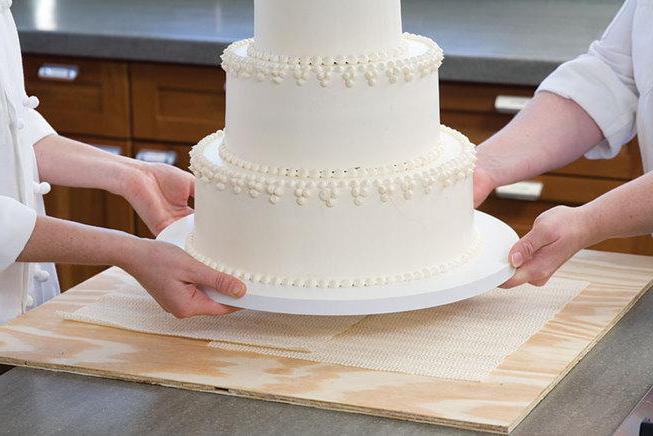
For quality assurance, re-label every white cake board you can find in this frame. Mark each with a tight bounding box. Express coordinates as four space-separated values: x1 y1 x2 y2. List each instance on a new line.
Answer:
157 211 518 316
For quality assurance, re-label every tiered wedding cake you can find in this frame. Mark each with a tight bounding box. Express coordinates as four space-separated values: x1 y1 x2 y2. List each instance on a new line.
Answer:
188 0 479 289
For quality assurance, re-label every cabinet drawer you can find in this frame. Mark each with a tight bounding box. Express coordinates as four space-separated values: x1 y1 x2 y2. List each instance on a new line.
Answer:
23 56 130 138
487 174 621 209
132 141 192 238
44 137 134 290
131 63 225 143
440 81 642 181
552 140 641 179
483 173 621 243
525 174 622 205
479 197 653 256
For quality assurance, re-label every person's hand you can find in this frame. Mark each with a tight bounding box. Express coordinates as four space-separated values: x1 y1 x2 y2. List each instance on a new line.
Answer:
122 239 246 318
502 205 593 288
125 162 195 236
473 164 497 208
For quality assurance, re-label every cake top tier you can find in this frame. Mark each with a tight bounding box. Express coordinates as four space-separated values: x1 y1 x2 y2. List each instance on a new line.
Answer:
253 0 403 57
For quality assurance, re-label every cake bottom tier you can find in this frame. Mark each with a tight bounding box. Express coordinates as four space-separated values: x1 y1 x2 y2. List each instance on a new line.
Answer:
188 125 478 288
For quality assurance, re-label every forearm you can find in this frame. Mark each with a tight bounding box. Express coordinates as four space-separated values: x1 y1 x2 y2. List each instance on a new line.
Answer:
17 215 146 270
17 215 244 317
580 172 653 243
477 91 604 187
33 135 143 197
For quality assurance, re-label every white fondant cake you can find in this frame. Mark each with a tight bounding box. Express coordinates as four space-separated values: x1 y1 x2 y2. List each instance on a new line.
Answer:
188 0 479 288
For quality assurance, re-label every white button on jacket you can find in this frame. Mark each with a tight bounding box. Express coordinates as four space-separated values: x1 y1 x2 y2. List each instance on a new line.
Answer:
33 181 51 195
0 6 58 324
33 267 51 283
538 0 653 170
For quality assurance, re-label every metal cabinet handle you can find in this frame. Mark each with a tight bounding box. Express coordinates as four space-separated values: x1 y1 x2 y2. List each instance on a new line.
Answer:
37 64 79 82
495 95 531 114
92 144 122 156
135 149 177 165
495 181 543 201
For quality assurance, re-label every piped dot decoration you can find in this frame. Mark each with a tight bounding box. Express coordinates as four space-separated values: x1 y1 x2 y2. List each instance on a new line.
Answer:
185 229 481 289
188 126 476 208
221 33 443 88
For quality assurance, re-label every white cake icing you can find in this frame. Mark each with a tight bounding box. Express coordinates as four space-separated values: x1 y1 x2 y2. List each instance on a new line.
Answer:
253 0 403 57
188 0 479 288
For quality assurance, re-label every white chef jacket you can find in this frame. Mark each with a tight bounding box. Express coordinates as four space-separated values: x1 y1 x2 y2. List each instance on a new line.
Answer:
0 0 59 324
538 0 653 171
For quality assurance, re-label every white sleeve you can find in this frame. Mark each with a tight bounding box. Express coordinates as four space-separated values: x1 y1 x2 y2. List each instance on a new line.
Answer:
536 0 638 160
0 196 37 271
19 107 56 147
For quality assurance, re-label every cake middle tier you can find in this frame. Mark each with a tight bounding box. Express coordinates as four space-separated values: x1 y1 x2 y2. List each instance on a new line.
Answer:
222 34 443 169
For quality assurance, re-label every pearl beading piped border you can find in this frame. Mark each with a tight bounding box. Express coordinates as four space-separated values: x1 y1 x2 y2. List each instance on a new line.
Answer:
218 136 443 180
247 40 411 67
189 126 477 208
185 229 481 289
221 33 443 88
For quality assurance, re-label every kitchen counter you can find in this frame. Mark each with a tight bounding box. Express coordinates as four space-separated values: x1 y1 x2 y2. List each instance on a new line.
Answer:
13 0 622 86
1 279 652 435
6 2 649 434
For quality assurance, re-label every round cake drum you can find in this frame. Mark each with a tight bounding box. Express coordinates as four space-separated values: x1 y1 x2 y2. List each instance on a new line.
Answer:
157 212 518 316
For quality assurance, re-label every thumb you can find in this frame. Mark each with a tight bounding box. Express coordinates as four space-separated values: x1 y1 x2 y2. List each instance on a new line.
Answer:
186 285 240 316
508 223 556 268
190 261 247 298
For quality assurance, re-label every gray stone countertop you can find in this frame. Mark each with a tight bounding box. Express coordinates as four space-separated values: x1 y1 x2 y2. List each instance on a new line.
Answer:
13 0 623 86
2 285 653 435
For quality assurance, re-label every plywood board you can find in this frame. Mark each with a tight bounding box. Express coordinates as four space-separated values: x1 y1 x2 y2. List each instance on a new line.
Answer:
0 250 651 434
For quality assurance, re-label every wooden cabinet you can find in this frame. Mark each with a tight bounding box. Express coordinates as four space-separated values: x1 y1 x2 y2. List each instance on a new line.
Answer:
131 63 226 143
23 56 130 138
440 81 651 255
130 62 211 237
24 55 133 290
43 137 135 290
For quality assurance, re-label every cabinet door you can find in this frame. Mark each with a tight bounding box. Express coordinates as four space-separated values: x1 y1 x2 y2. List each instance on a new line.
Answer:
43 137 134 290
132 141 193 239
440 82 643 180
131 63 225 143
478 173 653 255
23 56 130 138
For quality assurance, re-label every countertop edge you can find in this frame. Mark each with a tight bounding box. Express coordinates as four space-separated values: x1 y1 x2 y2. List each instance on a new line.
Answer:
18 31 564 86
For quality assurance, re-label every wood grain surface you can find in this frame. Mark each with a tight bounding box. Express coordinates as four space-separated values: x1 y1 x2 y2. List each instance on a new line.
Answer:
24 56 131 138
0 250 651 434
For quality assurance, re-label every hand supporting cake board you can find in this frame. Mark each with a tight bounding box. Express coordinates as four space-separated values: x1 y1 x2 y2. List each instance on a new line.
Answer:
157 212 518 316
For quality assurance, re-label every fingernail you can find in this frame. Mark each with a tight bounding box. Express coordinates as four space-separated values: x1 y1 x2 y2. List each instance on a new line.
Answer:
230 281 246 298
510 252 523 268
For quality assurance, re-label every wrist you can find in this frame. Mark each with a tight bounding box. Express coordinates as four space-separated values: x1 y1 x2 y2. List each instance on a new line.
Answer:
573 204 603 249
474 153 500 193
115 159 149 201
474 147 506 189
111 234 151 272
